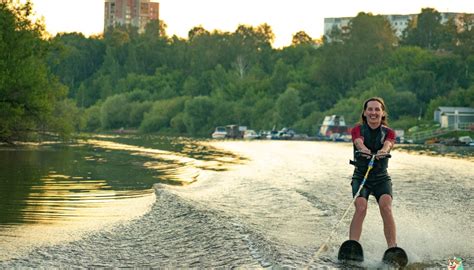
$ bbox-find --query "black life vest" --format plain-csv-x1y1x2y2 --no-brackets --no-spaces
351,123,389,172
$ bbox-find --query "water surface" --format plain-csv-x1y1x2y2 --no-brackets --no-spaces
1,138,472,268
0,135,241,261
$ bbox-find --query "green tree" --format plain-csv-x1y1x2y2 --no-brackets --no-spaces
128,101,152,127
438,17,458,51
402,8,443,49
326,97,362,125
456,14,474,58
291,31,313,46
455,14,474,86
249,97,275,130
183,96,215,136
100,94,130,129
48,33,105,103
345,12,396,81
139,97,187,133
293,111,325,135
0,2,68,142
143,19,165,39
188,25,210,41
170,112,187,133
182,76,201,96
425,86,474,119
84,103,102,131
316,13,396,102
48,99,85,137
270,59,291,95
275,88,301,127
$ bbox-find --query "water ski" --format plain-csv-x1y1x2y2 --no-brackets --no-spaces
382,247,408,267
338,240,364,262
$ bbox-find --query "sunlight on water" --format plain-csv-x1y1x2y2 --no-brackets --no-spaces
0,170,155,260
80,139,244,185
0,142,159,261
20,173,154,223
0,136,246,264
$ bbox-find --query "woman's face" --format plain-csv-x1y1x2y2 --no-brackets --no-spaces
364,100,384,126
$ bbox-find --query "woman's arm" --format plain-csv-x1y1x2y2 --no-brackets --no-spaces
378,140,393,154
378,128,396,154
354,138,371,154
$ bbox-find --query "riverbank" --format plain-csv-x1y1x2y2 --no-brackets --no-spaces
396,143,474,161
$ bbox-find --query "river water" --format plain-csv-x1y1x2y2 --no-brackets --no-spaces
0,135,472,268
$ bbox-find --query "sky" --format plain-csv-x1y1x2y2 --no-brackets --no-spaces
29,0,474,48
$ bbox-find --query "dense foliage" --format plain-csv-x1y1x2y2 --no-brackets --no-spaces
1,3,473,141
0,2,69,142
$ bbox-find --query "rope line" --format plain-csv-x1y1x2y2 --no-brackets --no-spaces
305,154,376,268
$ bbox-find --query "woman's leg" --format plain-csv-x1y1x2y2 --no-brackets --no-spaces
349,197,368,241
378,194,397,248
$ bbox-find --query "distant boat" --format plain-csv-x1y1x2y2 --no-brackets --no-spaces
243,129,259,140
212,126,227,139
211,125,247,139
319,115,350,140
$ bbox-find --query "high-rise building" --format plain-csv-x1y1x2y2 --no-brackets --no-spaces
104,0,159,33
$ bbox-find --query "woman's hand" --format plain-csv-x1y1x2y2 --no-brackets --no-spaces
354,138,371,158
376,149,389,159
360,148,372,158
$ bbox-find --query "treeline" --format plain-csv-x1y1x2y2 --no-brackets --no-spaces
0,2,71,143
1,3,474,142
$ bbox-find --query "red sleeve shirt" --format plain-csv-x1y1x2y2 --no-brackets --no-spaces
351,124,363,142
385,127,396,144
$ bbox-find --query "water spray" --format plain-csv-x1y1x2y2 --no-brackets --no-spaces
305,152,390,268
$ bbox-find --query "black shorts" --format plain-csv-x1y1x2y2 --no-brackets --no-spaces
351,169,392,202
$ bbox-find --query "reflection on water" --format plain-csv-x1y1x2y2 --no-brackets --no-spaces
0,135,244,261
18,173,153,224
79,136,244,184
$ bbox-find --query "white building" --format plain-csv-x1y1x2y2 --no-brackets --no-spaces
434,107,474,129
324,12,472,40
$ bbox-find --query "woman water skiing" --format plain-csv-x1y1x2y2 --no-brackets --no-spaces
349,97,397,248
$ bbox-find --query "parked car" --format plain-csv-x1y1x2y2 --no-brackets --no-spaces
243,129,259,140
211,126,227,139
277,128,295,140
458,136,472,145
266,130,279,140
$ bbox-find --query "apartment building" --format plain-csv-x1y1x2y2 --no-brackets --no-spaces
324,12,472,40
104,0,159,33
